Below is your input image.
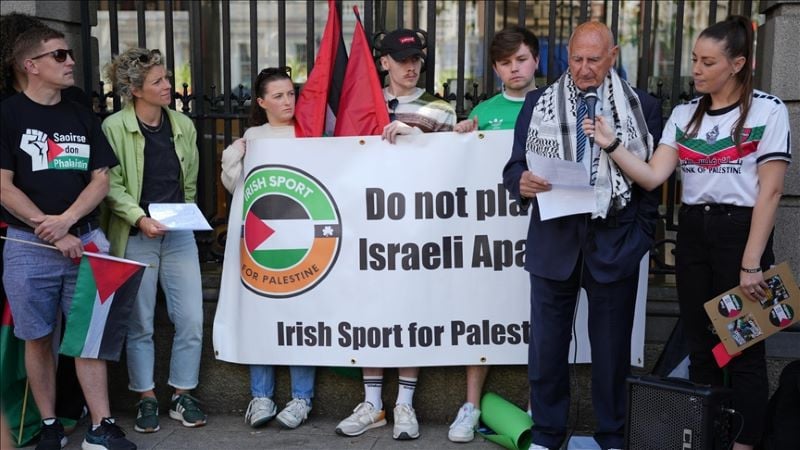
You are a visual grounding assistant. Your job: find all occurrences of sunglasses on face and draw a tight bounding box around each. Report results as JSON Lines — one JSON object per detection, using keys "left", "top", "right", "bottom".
{"left": 29, "top": 48, "right": 74, "bottom": 63}
{"left": 138, "top": 49, "right": 162, "bottom": 63}
{"left": 259, "top": 66, "right": 292, "bottom": 79}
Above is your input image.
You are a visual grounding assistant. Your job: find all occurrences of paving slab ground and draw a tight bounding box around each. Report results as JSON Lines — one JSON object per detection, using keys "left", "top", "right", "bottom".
{"left": 43, "top": 413, "right": 506, "bottom": 450}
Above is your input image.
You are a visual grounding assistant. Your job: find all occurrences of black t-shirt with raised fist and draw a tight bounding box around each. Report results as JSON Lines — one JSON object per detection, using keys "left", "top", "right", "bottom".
{"left": 0, "top": 92, "right": 118, "bottom": 230}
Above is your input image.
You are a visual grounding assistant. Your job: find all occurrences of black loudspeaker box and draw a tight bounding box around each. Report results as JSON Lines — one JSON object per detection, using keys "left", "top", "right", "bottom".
{"left": 625, "top": 376, "right": 733, "bottom": 450}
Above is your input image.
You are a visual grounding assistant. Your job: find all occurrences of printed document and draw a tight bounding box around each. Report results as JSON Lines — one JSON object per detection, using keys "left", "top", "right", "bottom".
{"left": 526, "top": 153, "right": 594, "bottom": 220}
{"left": 148, "top": 203, "right": 212, "bottom": 230}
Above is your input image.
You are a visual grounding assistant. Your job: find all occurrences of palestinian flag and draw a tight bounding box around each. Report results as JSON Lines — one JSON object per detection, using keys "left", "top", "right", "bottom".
{"left": 60, "top": 253, "right": 145, "bottom": 361}
{"left": 238, "top": 166, "right": 342, "bottom": 298}
{"left": 34, "top": 133, "right": 90, "bottom": 172}
{"left": 244, "top": 194, "right": 339, "bottom": 270}
{"left": 0, "top": 301, "right": 42, "bottom": 447}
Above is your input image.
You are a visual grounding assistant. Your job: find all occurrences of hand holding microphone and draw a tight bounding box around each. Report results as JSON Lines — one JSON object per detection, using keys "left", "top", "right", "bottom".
{"left": 579, "top": 86, "right": 617, "bottom": 151}
{"left": 582, "top": 86, "right": 598, "bottom": 147}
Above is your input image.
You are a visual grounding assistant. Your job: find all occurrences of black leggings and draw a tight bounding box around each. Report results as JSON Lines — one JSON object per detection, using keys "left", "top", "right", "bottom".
{"left": 675, "top": 204, "right": 773, "bottom": 445}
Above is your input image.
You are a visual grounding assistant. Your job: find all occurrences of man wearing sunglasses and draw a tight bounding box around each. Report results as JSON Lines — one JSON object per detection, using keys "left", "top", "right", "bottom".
{"left": 0, "top": 27, "right": 136, "bottom": 450}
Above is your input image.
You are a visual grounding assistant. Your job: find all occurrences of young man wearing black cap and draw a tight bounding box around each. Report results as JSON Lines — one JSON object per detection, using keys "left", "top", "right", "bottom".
{"left": 334, "top": 28, "right": 455, "bottom": 441}
{"left": 376, "top": 28, "right": 456, "bottom": 144}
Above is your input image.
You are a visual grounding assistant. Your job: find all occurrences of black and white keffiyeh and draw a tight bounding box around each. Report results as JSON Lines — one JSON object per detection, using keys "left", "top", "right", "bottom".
{"left": 524, "top": 69, "right": 653, "bottom": 218}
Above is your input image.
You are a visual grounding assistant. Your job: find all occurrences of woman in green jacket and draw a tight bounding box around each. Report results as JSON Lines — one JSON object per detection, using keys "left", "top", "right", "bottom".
{"left": 101, "top": 48, "right": 206, "bottom": 434}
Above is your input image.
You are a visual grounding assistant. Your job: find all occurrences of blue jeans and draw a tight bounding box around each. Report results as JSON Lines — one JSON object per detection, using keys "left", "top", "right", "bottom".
{"left": 124, "top": 230, "right": 203, "bottom": 392}
{"left": 250, "top": 365, "right": 315, "bottom": 401}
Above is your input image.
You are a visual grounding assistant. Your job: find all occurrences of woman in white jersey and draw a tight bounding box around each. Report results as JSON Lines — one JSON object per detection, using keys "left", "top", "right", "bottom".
{"left": 220, "top": 67, "right": 316, "bottom": 430}
{"left": 583, "top": 15, "right": 790, "bottom": 450}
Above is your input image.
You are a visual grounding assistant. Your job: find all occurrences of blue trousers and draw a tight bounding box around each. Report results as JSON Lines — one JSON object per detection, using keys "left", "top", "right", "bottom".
{"left": 124, "top": 230, "right": 203, "bottom": 392}
{"left": 528, "top": 261, "right": 638, "bottom": 450}
{"left": 250, "top": 365, "right": 315, "bottom": 401}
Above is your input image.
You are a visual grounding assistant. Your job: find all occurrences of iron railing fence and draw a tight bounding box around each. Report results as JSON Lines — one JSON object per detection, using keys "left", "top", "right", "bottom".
{"left": 81, "top": 0, "right": 756, "bottom": 268}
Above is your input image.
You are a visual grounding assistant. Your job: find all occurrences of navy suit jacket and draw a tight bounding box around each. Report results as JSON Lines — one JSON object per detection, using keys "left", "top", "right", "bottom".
{"left": 502, "top": 86, "right": 663, "bottom": 284}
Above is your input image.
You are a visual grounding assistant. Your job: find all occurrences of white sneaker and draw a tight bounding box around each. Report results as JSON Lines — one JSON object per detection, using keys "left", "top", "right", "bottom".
{"left": 448, "top": 402, "right": 481, "bottom": 442}
{"left": 244, "top": 397, "right": 276, "bottom": 428}
{"left": 335, "top": 402, "right": 387, "bottom": 436}
{"left": 528, "top": 444, "right": 550, "bottom": 449}
{"left": 392, "top": 403, "right": 420, "bottom": 440}
{"left": 275, "top": 398, "right": 312, "bottom": 429}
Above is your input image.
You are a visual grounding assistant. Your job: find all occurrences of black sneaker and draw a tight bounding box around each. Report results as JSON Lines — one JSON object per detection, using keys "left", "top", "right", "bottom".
{"left": 82, "top": 418, "right": 136, "bottom": 450}
{"left": 36, "top": 418, "right": 67, "bottom": 450}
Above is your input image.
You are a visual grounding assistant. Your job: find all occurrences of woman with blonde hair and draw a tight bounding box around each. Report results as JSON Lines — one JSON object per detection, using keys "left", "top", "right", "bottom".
{"left": 101, "top": 47, "right": 206, "bottom": 434}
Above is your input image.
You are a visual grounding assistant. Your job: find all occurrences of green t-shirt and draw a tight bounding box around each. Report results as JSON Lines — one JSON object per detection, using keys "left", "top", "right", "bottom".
{"left": 467, "top": 92, "right": 526, "bottom": 130}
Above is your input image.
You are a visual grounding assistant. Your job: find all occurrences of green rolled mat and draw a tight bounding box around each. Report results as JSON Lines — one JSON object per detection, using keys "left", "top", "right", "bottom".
{"left": 478, "top": 392, "right": 532, "bottom": 450}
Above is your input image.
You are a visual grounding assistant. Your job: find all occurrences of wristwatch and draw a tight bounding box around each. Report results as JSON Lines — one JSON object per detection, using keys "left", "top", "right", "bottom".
{"left": 602, "top": 137, "right": 622, "bottom": 154}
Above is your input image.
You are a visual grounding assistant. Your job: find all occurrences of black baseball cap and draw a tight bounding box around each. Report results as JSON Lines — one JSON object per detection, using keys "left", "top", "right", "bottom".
{"left": 379, "top": 28, "right": 425, "bottom": 60}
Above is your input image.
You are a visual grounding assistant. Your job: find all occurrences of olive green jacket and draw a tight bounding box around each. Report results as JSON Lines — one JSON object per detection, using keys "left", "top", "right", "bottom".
{"left": 100, "top": 103, "right": 198, "bottom": 257}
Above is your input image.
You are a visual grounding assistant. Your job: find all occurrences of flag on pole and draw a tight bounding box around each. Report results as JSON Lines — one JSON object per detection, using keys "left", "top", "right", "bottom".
{"left": 60, "top": 253, "right": 146, "bottom": 361}
{"left": 334, "top": 6, "right": 390, "bottom": 136}
{"left": 294, "top": 0, "right": 348, "bottom": 137}
{"left": 0, "top": 301, "right": 42, "bottom": 447}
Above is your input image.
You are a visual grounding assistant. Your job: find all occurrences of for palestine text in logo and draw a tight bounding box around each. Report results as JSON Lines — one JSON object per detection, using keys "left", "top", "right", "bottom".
{"left": 240, "top": 165, "right": 341, "bottom": 298}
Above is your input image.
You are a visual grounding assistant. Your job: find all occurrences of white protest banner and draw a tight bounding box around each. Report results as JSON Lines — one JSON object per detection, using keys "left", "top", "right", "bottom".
{"left": 212, "top": 131, "right": 647, "bottom": 367}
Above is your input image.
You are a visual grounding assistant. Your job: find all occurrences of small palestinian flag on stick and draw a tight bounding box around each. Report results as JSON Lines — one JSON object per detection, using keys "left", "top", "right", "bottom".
{"left": 60, "top": 252, "right": 146, "bottom": 361}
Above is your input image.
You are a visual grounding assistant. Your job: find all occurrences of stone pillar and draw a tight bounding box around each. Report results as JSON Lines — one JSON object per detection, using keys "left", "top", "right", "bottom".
{"left": 756, "top": 1, "right": 800, "bottom": 279}
{"left": 1, "top": 0, "right": 96, "bottom": 95}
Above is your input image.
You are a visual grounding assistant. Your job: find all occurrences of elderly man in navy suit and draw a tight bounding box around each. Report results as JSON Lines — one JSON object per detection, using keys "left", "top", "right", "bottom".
{"left": 502, "top": 22, "right": 663, "bottom": 450}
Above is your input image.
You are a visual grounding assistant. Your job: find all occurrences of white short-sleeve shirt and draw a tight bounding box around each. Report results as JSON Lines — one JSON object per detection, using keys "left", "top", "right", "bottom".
{"left": 659, "top": 90, "right": 791, "bottom": 206}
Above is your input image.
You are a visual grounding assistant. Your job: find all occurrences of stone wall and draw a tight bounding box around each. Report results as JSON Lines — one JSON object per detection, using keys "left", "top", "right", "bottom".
{"left": 103, "top": 292, "right": 791, "bottom": 429}
{"left": 757, "top": 1, "right": 800, "bottom": 276}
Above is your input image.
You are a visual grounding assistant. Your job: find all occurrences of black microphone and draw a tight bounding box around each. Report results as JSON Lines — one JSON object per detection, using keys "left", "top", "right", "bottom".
{"left": 582, "top": 86, "right": 598, "bottom": 147}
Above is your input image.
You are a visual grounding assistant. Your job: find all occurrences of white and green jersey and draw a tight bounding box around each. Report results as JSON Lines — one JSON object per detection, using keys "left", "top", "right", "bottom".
{"left": 660, "top": 90, "right": 791, "bottom": 206}
{"left": 468, "top": 92, "right": 525, "bottom": 130}
{"left": 384, "top": 87, "right": 456, "bottom": 133}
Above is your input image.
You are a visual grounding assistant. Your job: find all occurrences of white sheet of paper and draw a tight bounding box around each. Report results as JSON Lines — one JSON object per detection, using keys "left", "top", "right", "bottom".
{"left": 148, "top": 203, "right": 212, "bottom": 230}
{"left": 526, "top": 153, "right": 595, "bottom": 220}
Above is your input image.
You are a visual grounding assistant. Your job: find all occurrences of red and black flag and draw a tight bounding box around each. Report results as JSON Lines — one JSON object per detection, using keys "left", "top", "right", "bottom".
{"left": 294, "top": 0, "right": 348, "bottom": 137}
{"left": 334, "top": 6, "right": 390, "bottom": 136}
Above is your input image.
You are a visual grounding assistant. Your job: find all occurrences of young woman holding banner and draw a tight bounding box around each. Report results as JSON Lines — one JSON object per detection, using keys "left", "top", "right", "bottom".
{"left": 220, "top": 66, "right": 316, "bottom": 430}
{"left": 582, "top": 16, "right": 790, "bottom": 449}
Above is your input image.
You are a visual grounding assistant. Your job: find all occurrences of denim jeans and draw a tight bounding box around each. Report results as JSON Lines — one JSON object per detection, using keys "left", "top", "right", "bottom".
{"left": 124, "top": 230, "right": 203, "bottom": 392}
{"left": 250, "top": 365, "right": 315, "bottom": 401}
